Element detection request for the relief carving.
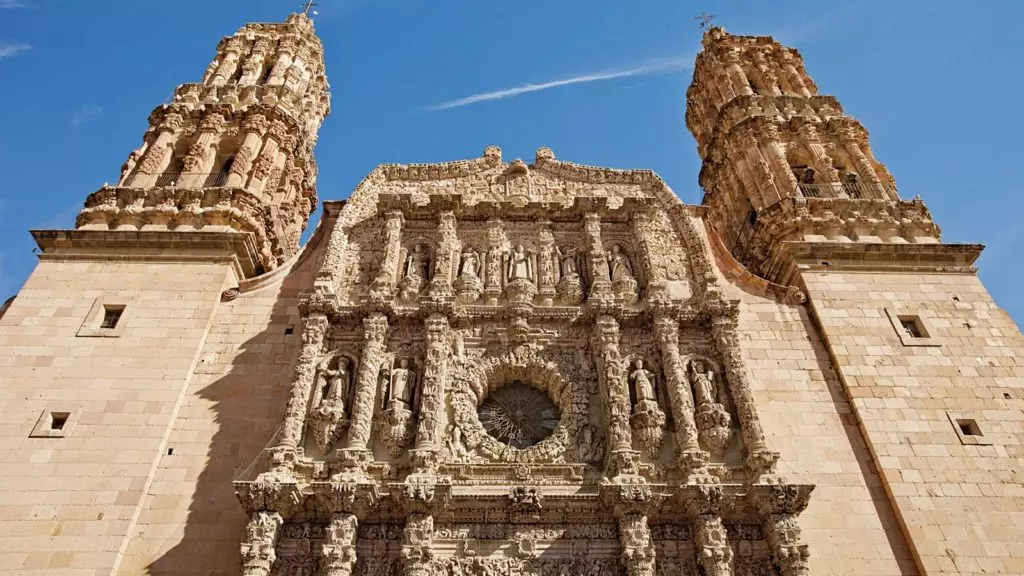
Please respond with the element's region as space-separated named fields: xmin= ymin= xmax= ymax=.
xmin=627 ymin=359 xmax=666 ymax=458
xmin=307 ymin=353 xmax=355 ymax=453
xmin=379 ymin=356 xmax=420 ymax=457
xmin=688 ymin=358 xmax=733 ymax=457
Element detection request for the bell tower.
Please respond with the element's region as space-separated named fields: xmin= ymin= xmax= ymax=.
xmin=686 ymin=27 xmax=940 ymax=284
xmin=77 ymin=12 xmax=330 ymax=273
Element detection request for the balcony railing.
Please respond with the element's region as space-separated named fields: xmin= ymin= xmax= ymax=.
xmin=126 ymin=171 xmax=232 ymax=188
xmin=797 ymin=181 xmax=891 ymax=200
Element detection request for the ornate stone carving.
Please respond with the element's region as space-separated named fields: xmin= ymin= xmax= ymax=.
xmin=379 ymin=356 xmax=419 ymax=457
xmin=344 ymin=313 xmax=389 ymax=457
xmin=307 ymin=352 xmax=355 ymax=453
xmin=454 ymin=248 xmax=484 ymax=304
xmin=400 ymin=242 xmax=433 ymax=302
xmin=618 ymin=514 xmax=656 ymax=576
xmin=607 ymin=244 xmax=639 ymax=304
xmin=688 ymin=358 xmax=733 ymax=456
xmin=554 ymin=244 xmax=584 ymax=305
xmin=627 ymin=359 xmax=666 ymax=458
xmin=240 ymin=511 xmax=283 ymax=576
xmin=321 ymin=513 xmax=358 ymax=576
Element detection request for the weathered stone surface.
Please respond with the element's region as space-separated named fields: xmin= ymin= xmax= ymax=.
xmin=0 ymin=14 xmax=1020 ymax=576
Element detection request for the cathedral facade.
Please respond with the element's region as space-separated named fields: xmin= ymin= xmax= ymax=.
xmin=1 ymin=12 xmax=1022 ymax=576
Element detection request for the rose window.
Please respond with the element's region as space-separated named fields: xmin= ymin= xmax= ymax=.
xmin=478 ymin=381 xmax=561 ymax=449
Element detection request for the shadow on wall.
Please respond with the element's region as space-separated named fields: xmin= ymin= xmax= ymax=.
xmin=796 ymin=308 xmax=919 ymax=576
xmin=143 ymin=219 xmax=331 ymax=576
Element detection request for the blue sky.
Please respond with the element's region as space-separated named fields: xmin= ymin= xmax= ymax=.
xmin=0 ymin=0 xmax=1021 ymax=325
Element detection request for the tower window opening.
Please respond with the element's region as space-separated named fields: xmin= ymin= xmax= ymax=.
xmin=100 ymin=305 xmax=124 ymax=329
xmin=260 ymin=64 xmax=274 ymax=85
xmin=747 ymin=209 xmax=758 ymax=226
xmin=843 ymin=173 xmax=862 ymax=199
xmin=50 ymin=412 xmax=70 ymax=431
xmin=900 ymin=317 xmax=924 ymax=339
xmin=956 ymin=419 xmax=982 ymax=437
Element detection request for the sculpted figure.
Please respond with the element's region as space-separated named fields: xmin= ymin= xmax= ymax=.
xmin=555 ymin=245 xmax=580 ymax=277
xmin=405 ymin=243 xmax=431 ymax=282
xmin=629 ymin=359 xmax=657 ymax=406
xmin=320 ymin=356 xmax=353 ymax=409
xmin=606 ymin=244 xmax=635 ymax=283
xmin=507 ymin=244 xmax=533 ymax=282
xmin=459 ymin=249 xmax=481 ymax=280
xmin=389 ymin=358 xmax=416 ymax=409
xmin=690 ymin=359 xmax=717 ymax=407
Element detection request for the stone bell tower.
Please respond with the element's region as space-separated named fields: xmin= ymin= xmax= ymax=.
xmin=686 ymin=27 xmax=940 ymax=284
xmin=77 ymin=12 xmax=331 ymax=273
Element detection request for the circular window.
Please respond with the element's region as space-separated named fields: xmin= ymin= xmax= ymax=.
xmin=478 ymin=381 xmax=561 ymax=449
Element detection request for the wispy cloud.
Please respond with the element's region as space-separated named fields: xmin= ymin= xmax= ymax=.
xmin=425 ymin=56 xmax=693 ymax=111
xmin=71 ymin=104 xmax=102 ymax=126
xmin=0 ymin=0 xmax=29 ymax=7
xmin=0 ymin=41 xmax=31 ymax=60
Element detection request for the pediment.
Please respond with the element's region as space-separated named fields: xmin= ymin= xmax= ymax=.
xmin=370 ymin=146 xmax=670 ymax=208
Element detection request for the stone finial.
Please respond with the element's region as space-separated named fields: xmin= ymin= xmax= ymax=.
xmin=483 ymin=146 xmax=502 ymax=162
xmin=535 ymin=146 xmax=555 ymax=163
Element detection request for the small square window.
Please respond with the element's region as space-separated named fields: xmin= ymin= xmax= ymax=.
xmin=29 ymin=409 xmax=79 ymax=438
xmin=900 ymin=317 xmax=924 ymax=339
xmin=50 ymin=412 xmax=70 ymax=430
xmin=885 ymin=308 xmax=942 ymax=347
xmin=957 ymin=419 xmax=982 ymax=437
xmin=100 ymin=305 xmax=124 ymax=329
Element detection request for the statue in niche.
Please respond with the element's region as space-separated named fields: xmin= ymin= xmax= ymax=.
xmin=607 ymin=244 xmax=639 ymax=303
xmin=576 ymin=424 xmax=605 ymax=465
xmin=505 ymin=244 xmax=537 ymax=303
xmin=688 ymin=358 xmax=733 ymax=456
xmin=306 ymin=354 xmax=354 ymax=453
xmin=507 ymin=244 xmax=534 ymax=283
xmin=399 ymin=243 xmax=432 ymax=301
xmin=628 ymin=358 xmax=666 ymax=459
xmin=455 ymin=248 xmax=484 ymax=304
xmin=380 ymin=357 xmax=419 ymax=456
xmin=555 ymin=245 xmax=584 ymax=305
xmin=689 ymin=359 xmax=718 ymax=407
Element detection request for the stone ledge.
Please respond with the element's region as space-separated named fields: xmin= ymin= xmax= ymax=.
xmin=785 ymin=241 xmax=984 ymax=276
xmin=31 ymin=229 xmax=262 ymax=280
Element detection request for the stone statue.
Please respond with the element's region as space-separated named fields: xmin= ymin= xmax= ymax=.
xmin=629 ymin=359 xmax=657 ymax=407
xmin=606 ymin=244 xmax=635 ymax=283
xmin=405 ymin=243 xmax=431 ymax=283
xmin=320 ymin=356 xmax=353 ymax=410
xmin=459 ymin=250 xmax=481 ymax=280
xmin=506 ymin=244 xmax=533 ymax=283
xmin=389 ymin=358 xmax=416 ymax=410
xmin=689 ymin=359 xmax=717 ymax=407
xmin=555 ymin=245 xmax=580 ymax=278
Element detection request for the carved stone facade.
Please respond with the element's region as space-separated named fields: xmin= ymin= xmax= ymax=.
xmin=4 ymin=13 xmax=1024 ymax=576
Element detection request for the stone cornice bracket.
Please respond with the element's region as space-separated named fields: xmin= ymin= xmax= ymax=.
xmin=312 ymin=478 xmax=381 ymax=519
xmin=397 ymin=474 xmax=452 ymax=517
xmin=679 ymin=484 xmax=733 ymax=576
xmin=599 ymin=480 xmax=662 ymax=518
xmin=746 ymin=484 xmax=815 ymax=576
xmin=234 ymin=477 xmax=303 ymax=518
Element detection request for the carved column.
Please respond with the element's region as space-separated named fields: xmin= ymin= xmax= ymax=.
xmin=240 ymin=510 xmax=284 ymax=576
xmin=618 ymin=513 xmax=656 ymax=576
xmin=180 ymin=113 xmax=225 ymax=187
xmin=239 ymin=38 xmax=272 ymax=86
xmin=583 ymin=213 xmax=613 ymax=303
xmin=720 ymin=50 xmax=753 ymax=97
xmin=412 ymin=314 xmax=450 ymax=466
xmin=370 ymin=210 xmax=405 ymax=299
xmin=762 ymin=126 xmax=800 ymax=198
xmin=748 ymin=485 xmax=814 ymax=576
xmin=536 ymin=222 xmax=556 ymax=305
xmin=682 ymin=486 xmax=733 ymax=576
xmin=132 ymin=113 xmax=184 ymax=187
xmin=653 ymin=317 xmax=707 ymax=474
xmin=342 ymin=313 xmax=390 ymax=457
xmin=630 ymin=211 xmax=666 ymax=303
xmin=401 ymin=513 xmax=434 ymax=576
xmin=795 ymin=122 xmax=839 ymax=184
xmin=710 ymin=315 xmax=779 ymax=476
xmin=321 ymin=513 xmax=359 ymax=576
xmin=212 ymin=38 xmax=244 ymax=86
xmin=268 ymin=37 xmax=296 ymax=86
xmin=225 ymin=113 xmax=269 ymax=188
xmin=592 ymin=315 xmax=634 ymax=473
xmin=249 ymin=121 xmax=287 ymax=195
xmin=427 ymin=212 xmax=458 ymax=300
xmin=483 ymin=219 xmax=505 ymax=305
xmin=278 ymin=313 xmax=328 ymax=453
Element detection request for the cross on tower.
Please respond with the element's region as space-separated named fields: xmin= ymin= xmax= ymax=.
xmin=694 ymin=12 xmax=716 ymax=31
xmin=301 ymin=0 xmax=318 ymax=15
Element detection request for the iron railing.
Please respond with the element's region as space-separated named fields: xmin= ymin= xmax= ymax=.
xmin=126 ymin=171 xmax=231 ymax=188
xmin=797 ymin=181 xmax=891 ymax=200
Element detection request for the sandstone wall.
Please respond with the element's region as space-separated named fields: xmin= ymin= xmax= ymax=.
xmin=0 ymin=259 xmax=234 ymax=575
xmin=803 ymin=270 xmax=1024 ymax=576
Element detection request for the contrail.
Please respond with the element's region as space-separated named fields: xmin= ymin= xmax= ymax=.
xmin=426 ymin=56 xmax=692 ymax=111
